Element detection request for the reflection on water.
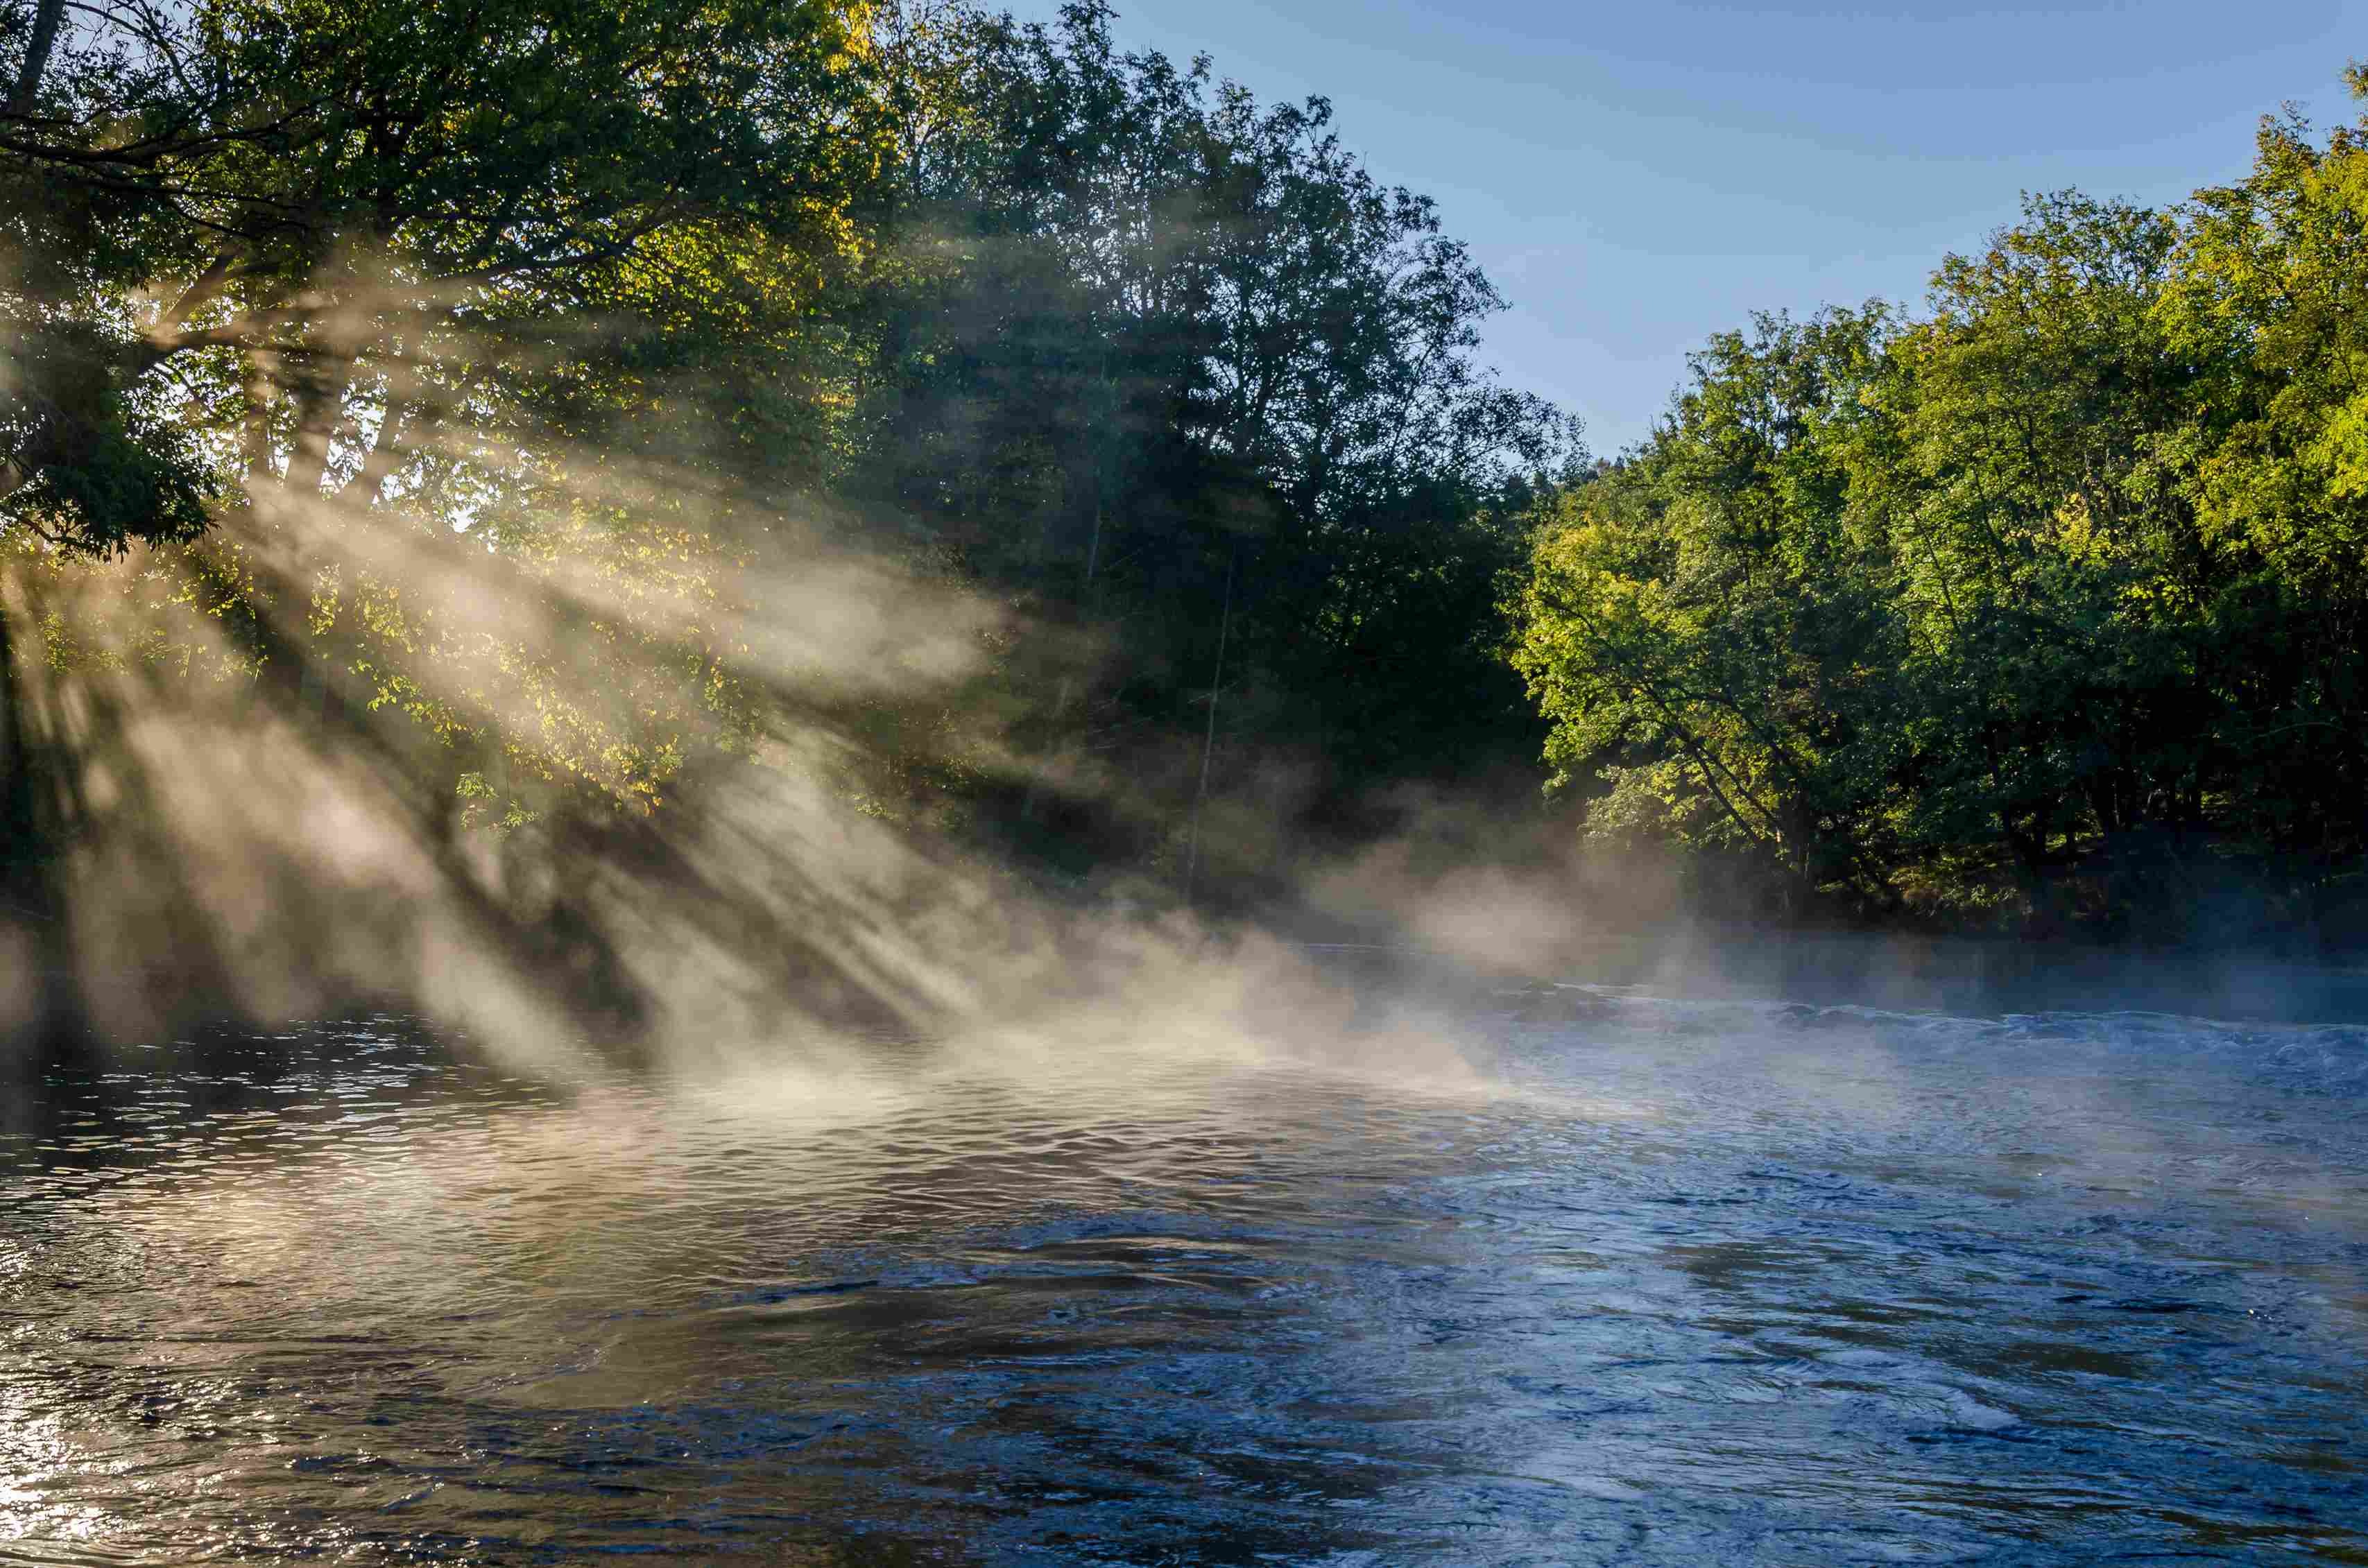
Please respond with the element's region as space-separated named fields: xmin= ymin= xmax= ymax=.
xmin=3 ymin=995 xmax=2365 ymax=1564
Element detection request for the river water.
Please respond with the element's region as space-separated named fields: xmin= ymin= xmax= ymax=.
xmin=3 ymin=985 xmax=2365 ymax=1564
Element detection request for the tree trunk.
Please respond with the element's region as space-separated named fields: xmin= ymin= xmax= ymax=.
xmin=6 ymin=0 xmax=65 ymax=115
xmin=1181 ymin=542 xmax=1237 ymax=904
xmin=0 ymin=587 xmax=80 ymax=1054
xmin=241 ymin=352 xmax=278 ymax=481
xmin=283 ymin=356 xmax=355 ymax=499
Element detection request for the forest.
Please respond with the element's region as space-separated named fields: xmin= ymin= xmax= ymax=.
xmin=1514 ymin=128 xmax=2368 ymax=946
xmin=3 ymin=0 xmax=2366 ymax=979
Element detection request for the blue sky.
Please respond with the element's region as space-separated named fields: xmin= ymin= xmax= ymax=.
xmin=1002 ymin=1 xmax=2368 ymax=454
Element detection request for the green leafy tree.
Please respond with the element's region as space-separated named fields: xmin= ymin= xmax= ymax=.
xmin=1516 ymin=121 xmax=2368 ymax=940
xmin=2161 ymin=78 xmax=2368 ymax=892
xmin=849 ymin=3 xmax=1574 ymax=872
xmin=1 ymin=0 xmax=893 ymax=822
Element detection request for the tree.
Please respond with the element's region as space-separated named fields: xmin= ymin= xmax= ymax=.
xmin=2161 ymin=77 xmax=2368 ymax=891
xmin=2 ymin=0 xmax=893 ymax=820
xmin=1513 ymin=136 xmax=2368 ymax=940
xmin=846 ymin=4 xmax=1575 ymax=872
xmin=1513 ymin=308 xmax=1907 ymax=917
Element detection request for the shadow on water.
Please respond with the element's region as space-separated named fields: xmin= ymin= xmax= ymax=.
xmin=1300 ymin=927 xmax=2368 ymax=1030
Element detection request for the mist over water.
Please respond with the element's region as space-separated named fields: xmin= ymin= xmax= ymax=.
xmin=5 ymin=241 xmax=2362 ymax=1563
xmin=14 ymin=1 xmax=2368 ymax=1559
xmin=3 ymin=981 xmax=2363 ymax=1564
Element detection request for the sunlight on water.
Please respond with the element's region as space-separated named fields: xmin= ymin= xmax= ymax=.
xmin=2 ymin=996 xmax=2365 ymax=1564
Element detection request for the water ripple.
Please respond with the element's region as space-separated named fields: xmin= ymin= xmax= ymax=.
xmin=1 ymin=1002 xmax=2363 ymax=1563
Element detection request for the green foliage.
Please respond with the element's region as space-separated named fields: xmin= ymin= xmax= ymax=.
xmin=1 ymin=322 xmax=216 ymax=556
xmin=1 ymin=0 xmax=1576 ymax=897
xmin=1515 ymin=97 xmax=2368 ymax=939
xmin=846 ymin=2 xmax=1575 ymax=856
xmin=15 ymin=0 xmax=2368 ymax=946
xmin=1 ymin=0 xmax=891 ymax=822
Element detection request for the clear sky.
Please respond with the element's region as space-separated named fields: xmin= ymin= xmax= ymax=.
xmin=1002 ymin=1 xmax=2368 ymax=454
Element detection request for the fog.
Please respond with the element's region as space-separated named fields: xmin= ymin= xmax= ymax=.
xmin=0 ymin=366 xmax=1512 ymax=1085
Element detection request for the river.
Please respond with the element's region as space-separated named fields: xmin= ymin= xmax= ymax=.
xmin=3 ymin=983 xmax=2364 ymax=1563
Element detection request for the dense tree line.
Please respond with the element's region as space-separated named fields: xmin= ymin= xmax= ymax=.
xmin=841 ymin=3 xmax=1573 ymax=879
xmin=0 ymin=0 xmax=1570 ymax=926
xmin=1513 ymin=85 xmax=2368 ymax=943
xmin=8 ymin=0 xmax=2365 ymax=952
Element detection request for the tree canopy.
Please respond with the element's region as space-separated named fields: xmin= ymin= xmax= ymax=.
xmin=8 ymin=0 xmax=2365 ymax=967
xmin=1513 ymin=85 xmax=2368 ymax=940
xmin=0 ymin=0 xmax=1575 ymax=994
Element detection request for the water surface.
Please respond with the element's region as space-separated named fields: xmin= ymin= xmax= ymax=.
xmin=3 ymin=991 xmax=2365 ymax=1563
